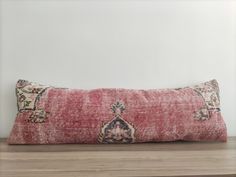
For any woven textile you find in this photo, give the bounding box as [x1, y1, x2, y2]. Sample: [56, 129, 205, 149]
[8, 79, 227, 144]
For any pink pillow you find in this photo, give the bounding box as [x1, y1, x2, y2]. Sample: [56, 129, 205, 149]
[8, 79, 227, 144]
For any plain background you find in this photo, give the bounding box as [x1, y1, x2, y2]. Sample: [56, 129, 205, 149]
[0, 0, 236, 138]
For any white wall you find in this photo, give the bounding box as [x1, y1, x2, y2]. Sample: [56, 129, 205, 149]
[0, 0, 236, 138]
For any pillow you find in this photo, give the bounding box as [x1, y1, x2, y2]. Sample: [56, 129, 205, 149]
[8, 79, 227, 144]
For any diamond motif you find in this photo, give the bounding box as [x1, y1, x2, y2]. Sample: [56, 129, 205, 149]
[98, 101, 135, 143]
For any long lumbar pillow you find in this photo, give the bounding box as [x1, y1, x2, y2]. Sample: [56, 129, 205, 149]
[8, 79, 227, 144]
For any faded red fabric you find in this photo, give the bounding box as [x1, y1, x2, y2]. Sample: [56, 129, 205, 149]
[8, 79, 227, 144]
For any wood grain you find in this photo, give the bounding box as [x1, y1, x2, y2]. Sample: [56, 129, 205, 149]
[0, 138, 236, 177]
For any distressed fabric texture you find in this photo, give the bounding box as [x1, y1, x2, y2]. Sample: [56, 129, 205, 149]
[8, 79, 227, 144]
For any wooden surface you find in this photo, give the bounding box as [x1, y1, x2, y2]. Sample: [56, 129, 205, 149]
[0, 138, 236, 177]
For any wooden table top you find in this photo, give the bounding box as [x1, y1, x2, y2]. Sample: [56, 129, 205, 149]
[0, 138, 236, 177]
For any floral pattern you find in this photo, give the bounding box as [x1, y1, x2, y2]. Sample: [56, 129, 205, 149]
[8, 79, 227, 144]
[98, 101, 135, 143]
[194, 108, 209, 121]
[16, 80, 49, 123]
[29, 109, 48, 123]
[191, 80, 221, 121]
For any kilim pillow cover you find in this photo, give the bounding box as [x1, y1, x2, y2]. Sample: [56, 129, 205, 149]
[8, 79, 227, 144]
